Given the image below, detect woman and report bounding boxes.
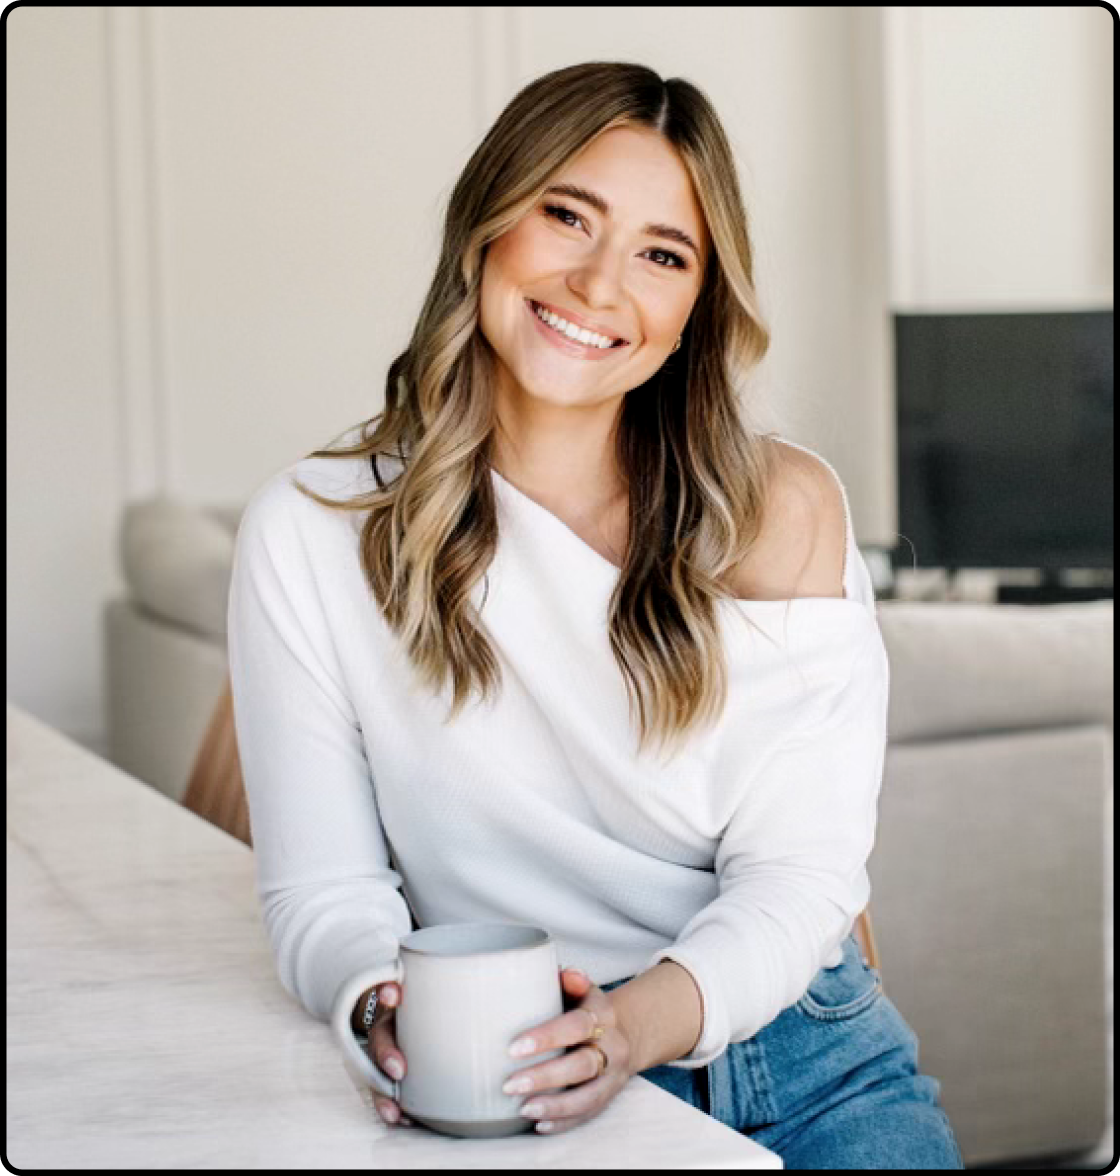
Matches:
[227,61,964,1167]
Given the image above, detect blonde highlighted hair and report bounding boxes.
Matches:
[296,60,782,764]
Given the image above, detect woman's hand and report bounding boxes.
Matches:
[502,967,639,1135]
[363,981,414,1128]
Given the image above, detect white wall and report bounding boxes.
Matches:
[7,6,123,751]
[6,7,1112,750]
[884,5,1113,308]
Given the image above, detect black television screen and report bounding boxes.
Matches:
[892,310,1113,573]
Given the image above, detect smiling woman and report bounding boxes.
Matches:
[226,60,964,1169]
[293,63,783,760]
[478,123,708,478]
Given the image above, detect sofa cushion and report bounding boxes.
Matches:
[120,498,236,640]
[879,600,1114,744]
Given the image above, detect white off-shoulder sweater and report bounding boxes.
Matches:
[227,436,890,1070]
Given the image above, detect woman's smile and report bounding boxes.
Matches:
[524,297,633,363]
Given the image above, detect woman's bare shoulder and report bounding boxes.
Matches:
[725,438,848,602]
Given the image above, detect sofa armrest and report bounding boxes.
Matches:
[120,498,236,640]
[103,598,229,802]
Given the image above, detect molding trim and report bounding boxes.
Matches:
[105,6,169,500]
[472,7,519,139]
[881,5,925,308]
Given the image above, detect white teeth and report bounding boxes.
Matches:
[533,302,619,350]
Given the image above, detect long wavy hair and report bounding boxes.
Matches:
[295,60,783,764]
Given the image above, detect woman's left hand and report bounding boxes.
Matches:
[502,967,638,1135]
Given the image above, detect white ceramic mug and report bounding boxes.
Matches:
[331,922,565,1138]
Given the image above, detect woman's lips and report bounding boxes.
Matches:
[525,298,631,360]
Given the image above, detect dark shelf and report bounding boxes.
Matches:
[996,583,1114,605]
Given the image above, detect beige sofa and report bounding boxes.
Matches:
[104,496,1114,1169]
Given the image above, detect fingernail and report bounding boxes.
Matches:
[520,1101,545,1119]
[509,1037,534,1058]
[382,1103,399,1123]
[386,1057,404,1080]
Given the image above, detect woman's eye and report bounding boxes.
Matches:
[542,205,688,271]
[545,203,583,231]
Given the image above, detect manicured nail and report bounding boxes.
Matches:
[381,1103,399,1123]
[385,1057,404,1080]
[509,1037,534,1058]
[536,1120,555,1132]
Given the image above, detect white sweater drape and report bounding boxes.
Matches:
[227,437,889,1069]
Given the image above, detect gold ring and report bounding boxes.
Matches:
[585,1040,609,1078]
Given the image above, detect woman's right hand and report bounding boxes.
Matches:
[363,981,413,1127]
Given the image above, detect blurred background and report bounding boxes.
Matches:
[6,8,1114,1169]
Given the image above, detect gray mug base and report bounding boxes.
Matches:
[408,1112,534,1138]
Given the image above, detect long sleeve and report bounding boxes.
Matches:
[227,473,414,1026]
[644,615,890,1068]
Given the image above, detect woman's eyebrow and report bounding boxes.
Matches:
[543,182,700,261]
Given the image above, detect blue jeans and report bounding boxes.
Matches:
[603,934,965,1169]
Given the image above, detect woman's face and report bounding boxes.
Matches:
[480,125,709,414]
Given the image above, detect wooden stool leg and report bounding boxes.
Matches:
[853,908,881,974]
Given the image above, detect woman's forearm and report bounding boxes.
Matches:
[607,959,704,1074]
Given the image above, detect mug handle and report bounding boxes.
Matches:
[331,960,406,1099]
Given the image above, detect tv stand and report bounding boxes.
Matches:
[886,566,1114,605]
[995,570,1113,606]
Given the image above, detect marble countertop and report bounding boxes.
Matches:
[6,704,780,1169]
